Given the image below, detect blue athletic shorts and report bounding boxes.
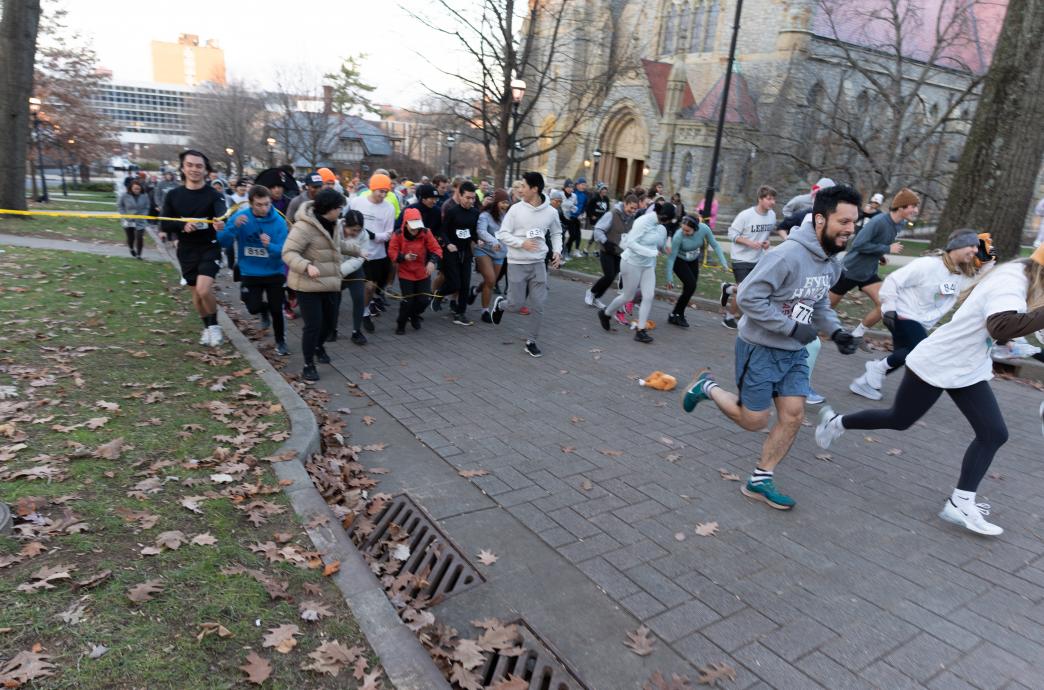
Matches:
[734,337,811,411]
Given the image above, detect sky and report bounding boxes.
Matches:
[60,0,469,109]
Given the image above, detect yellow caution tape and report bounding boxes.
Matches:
[0,208,226,224]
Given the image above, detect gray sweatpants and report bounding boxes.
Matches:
[502,261,547,342]
[603,261,656,329]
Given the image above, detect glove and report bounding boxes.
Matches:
[832,328,859,355]
[882,311,897,333]
[790,321,818,345]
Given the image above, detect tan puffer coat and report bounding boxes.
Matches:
[282,201,352,293]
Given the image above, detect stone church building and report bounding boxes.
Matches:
[525,0,1008,221]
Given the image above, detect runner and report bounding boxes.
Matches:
[491,172,563,357]
[816,248,1044,536]
[849,230,991,400]
[596,202,674,344]
[474,189,509,323]
[665,214,729,327]
[828,188,919,339]
[159,150,228,347]
[388,207,442,334]
[282,189,350,382]
[118,180,150,259]
[720,186,782,329]
[566,177,588,259]
[337,209,370,346]
[583,184,611,255]
[437,181,480,325]
[218,185,290,355]
[681,185,862,511]
[286,172,324,223]
[348,173,396,332]
[586,193,638,309]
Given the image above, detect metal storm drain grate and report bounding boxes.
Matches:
[480,619,589,690]
[353,493,483,600]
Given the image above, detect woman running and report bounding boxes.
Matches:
[849,229,993,400]
[597,202,674,343]
[665,215,729,327]
[816,247,1044,536]
[337,209,370,346]
[474,189,508,323]
[118,180,150,259]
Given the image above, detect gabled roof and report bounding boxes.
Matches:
[681,72,760,129]
[641,59,696,116]
[283,112,392,167]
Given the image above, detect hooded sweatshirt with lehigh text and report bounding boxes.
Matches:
[736,219,843,351]
[496,194,564,264]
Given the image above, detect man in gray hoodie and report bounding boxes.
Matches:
[491,171,563,358]
[681,185,862,511]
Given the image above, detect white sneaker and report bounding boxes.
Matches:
[939,498,1003,536]
[594,298,607,310]
[199,328,212,346]
[572,249,583,259]
[584,290,595,307]
[207,324,224,347]
[815,406,845,449]
[864,359,886,390]
[849,374,883,401]
[991,337,1041,362]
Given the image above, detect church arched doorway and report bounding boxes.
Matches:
[597,107,649,198]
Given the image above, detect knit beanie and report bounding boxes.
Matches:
[890,188,920,210]
[944,230,979,252]
[1032,242,1044,267]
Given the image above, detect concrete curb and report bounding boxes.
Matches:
[152,232,451,690]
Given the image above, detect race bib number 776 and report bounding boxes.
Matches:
[791,302,814,325]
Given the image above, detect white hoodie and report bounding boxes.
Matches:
[879,255,985,329]
[497,194,564,264]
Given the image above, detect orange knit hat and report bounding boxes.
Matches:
[368,173,392,191]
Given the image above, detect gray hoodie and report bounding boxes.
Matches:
[736,219,843,351]
[497,194,564,264]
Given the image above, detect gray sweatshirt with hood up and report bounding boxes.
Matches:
[736,218,843,351]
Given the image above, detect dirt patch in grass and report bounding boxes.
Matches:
[0,248,379,689]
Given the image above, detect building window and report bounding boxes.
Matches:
[703,0,719,52]
[681,152,694,187]
[690,2,705,52]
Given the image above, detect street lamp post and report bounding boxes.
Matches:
[702,0,744,221]
[224,147,235,177]
[266,137,276,167]
[446,132,456,176]
[67,139,78,186]
[592,148,602,183]
[28,98,49,202]
[508,79,526,186]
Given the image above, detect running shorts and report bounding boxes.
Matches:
[734,337,811,411]
[830,271,882,295]
[731,261,758,284]
[177,242,222,286]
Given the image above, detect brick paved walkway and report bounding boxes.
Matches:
[298,272,1044,687]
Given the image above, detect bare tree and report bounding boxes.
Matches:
[410,0,636,185]
[934,0,1044,258]
[0,0,42,211]
[268,68,332,169]
[190,80,264,173]
[750,0,988,212]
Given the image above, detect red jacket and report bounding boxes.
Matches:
[388,228,443,281]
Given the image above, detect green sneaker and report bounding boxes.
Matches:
[741,479,796,510]
[682,369,714,413]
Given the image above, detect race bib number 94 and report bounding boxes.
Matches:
[244,246,269,258]
[791,302,814,325]
[525,228,543,239]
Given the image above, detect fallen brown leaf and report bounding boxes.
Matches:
[696,661,736,687]
[695,521,719,537]
[263,624,301,654]
[717,468,742,481]
[240,651,272,685]
[361,416,376,426]
[299,599,334,622]
[93,437,127,460]
[477,549,498,566]
[598,448,624,457]
[196,622,234,641]
[624,625,656,656]
[0,648,55,685]
[126,578,164,603]
[190,532,217,547]
[322,561,340,577]
[302,640,362,676]
[580,478,593,491]
[457,468,489,478]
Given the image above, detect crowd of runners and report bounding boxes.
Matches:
[132,148,1044,538]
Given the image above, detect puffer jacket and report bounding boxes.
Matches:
[282,201,352,293]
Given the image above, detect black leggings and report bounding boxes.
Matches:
[397,277,432,325]
[564,218,581,253]
[297,291,339,365]
[885,318,929,371]
[341,268,365,333]
[841,371,1008,492]
[124,226,144,255]
[439,252,472,312]
[591,251,621,298]
[242,278,285,342]
[671,258,700,315]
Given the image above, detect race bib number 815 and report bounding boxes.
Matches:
[244,246,269,258]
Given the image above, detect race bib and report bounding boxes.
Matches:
[939,280,958,295]
[244,246,269,258]
[455,228,471,239]
[525,228,543,239]
[681,249,700,262]
[791,302,814,325]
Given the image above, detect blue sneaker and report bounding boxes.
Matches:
[682,369,714,413]
[806,388,825,405]
[741,479,796,510]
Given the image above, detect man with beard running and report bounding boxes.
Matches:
[681,185,862,510]
[160,150,228,346]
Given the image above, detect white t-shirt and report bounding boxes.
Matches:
[728,206,778,264]
[348,195,395,260]
[905,262,1028,388]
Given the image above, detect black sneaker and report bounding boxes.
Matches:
[395,323,406,335]
[274,340,290,356]
[410,316,422,330]
[326,329,337,342]
[598,309,611,331]
[351,330,367,345]
[722,315,738,330]
[491,296,505,325]
[316,348,331,364]
[467,285,478,305]
[431,296,443,312]
[634,329,654,343]
[362,315,375,333]
[453,314,474,326]
[481,311,493,324]
[668,313,690,328]
[719,282,732,308]
[524,340,542,357]
[302,365,319,382]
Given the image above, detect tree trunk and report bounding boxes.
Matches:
[0,0,42,213]
[934,0,1044,258]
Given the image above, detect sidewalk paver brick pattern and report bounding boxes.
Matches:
[310,274,1043,686]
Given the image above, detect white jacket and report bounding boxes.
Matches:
[497,195,564,264]
[879,255,985,329]
[340,231,371,277]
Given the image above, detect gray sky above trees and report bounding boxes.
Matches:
[62,0,464,108]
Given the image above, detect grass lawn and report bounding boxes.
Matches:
[1,193,128,245]
[0,248,376,689]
